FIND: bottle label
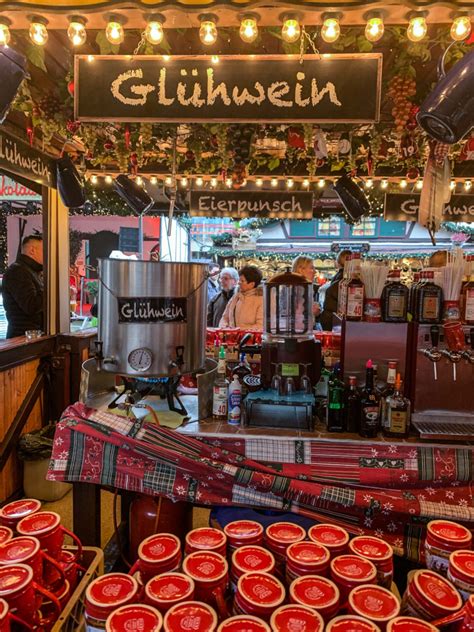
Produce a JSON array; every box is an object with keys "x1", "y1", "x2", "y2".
[
  {"x1": 362, "y1": 406, "x2": 379, "y2": 428},
  {"x1": 388, "y1": 294, "x2": 406, "y2": 318},
  {"x1": 213, "y1": 386, "x2": 228, "y2": 416},
  {"x1": 422, "y1": 295, "x2": 439, "y2": 320},
  {"x1": 388, "y1": 409, "x2": 407, "y2": 434},
  {"x1": 465, "y1": 289, "x2": 474, "y2": 321},
  {"x1": 347, "y1": 286, "x2": 364, "y2": 318},
  {"x1": 228, "y1": 389, "x2": 242, "y2": 424}
]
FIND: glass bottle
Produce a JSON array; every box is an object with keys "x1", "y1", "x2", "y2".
[
  {"x1": 327, "y1": 364, "x2": 345, "y2": 432},
  {"x1": 380, "y1": 361, "x2": 398, "y2": 432},
  {"x1": 233, "y1": 352, "x2": 252, "y2": 396},
  {"x1": 212, "y1": 346, "x2": 229, "y2": 420},
  {"x1": 408, "y1": 271, "x2": 420, "y2": 320},
  {"x1": 381, "y1": 269, "x2": 409, "y2": 322},
  {"x1": 346, "y1": 253, "x2": 364, "y2": 321},
  {"x1": 359, "y1": 359, "x2": 380, "y2": 438},
  {"x1": 337, "y1": 255, "x2": 351, "y2": 317},
  {"x1": 416, "y1": 271, "x2": 443, "y2": 324},
  {"x1": 345, "y1": 375, "x2": 360, "y2": 434},
  {"x1": 383, "y1": 373, "x2": 410, "y2": 438}
]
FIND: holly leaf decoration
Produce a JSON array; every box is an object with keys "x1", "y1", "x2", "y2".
[
  {"x1": 25, "y1": 44, "x2": 46, "y2": 72},
  {"x1": 95, "y1": 31, "x2": 120, "y2": 55},
  {"x1": 357, "y1": 35, "x2": 373, "y2": 53}
]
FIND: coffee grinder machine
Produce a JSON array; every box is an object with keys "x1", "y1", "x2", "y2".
[{"x1": 242, "y1": 270, "x2": 321, "y2": 430}]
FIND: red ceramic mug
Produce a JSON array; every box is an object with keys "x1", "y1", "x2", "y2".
[
  {"x1": 270, "y1": 604, "x2": 324, "y2": 632},
  {"x1": 330, "y1": 555, "x2": 378, "y2": 601},
  {"x1": 85, "y1": 573, "x2": 140, "y2": 630},
  {"x1": 0, "y1": 500, "x2": 41, "y2": 532},
  {"x1": 59, "y1": 548, "x2": 87, "y2": 592},
  {"x1": 0, "y1": 530, "x2": 12, "y2": 548},
  {"x1": 145, "y1": 573, "x2": 195, "y2": 613},
  {"x1": 0, "y1": 536, "x2": 66, "y2": 595},
  {"x1": 106, "y1": 604, "x2": 163, "y2": 632},
  {"x1": 308, "y1": 524, "x2": 350, "y2": 557},
  {"x1": 348, "y1": 584, "x2": 401, "y2": 630},
  {"x1": 163, "y1": 601, "x2": 218, "y2": 632},
  {"x1": 349, "y1": 536, "x2": 394, "y2": 589},
  {"x1": 16, "y1": 512, "x2": 82, "y2": 564},
  {"x1": 217, "y1": 614, "x2": 270, "y2": 632},
  {"x1": 289, "y1": 575, "x2": 340, "y2": 621},
  {"x1": 326, "y1": 615, "x2": 382, "y2": 632},
  {"x1": 234, "y1": 572, "x2": 286, "y2": 621},
  {"x1": 0, "y1": 598, "x2": 34, "y2": 632},
  {"x1": 182, "y1": 551, "x2": 229, "y2": 619},
  {"x1": 185, "y1": 528, "x2": 227, "y2": 557},
  {"x1": 0, "y1": 564, "x2": 61, "y2": 631},
  {"x1": 129, "y1": 533, "x2": 182, "y2": 584}
]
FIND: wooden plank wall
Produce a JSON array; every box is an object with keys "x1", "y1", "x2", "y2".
[{"x1": 0, "y1": 359, "x2": 43, "y2": 500}]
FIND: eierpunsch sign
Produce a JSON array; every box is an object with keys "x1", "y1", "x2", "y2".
[{"x1": 74, "y1": 54, "x2": 382, "y2": 123}]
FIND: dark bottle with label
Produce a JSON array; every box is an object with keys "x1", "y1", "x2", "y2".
[
  {"x1": 233, "y1": 353, "x2": 252, "y2": 397},
  {"x1": 383, "y1": 373, "x2": 410, "y2": 438},
  {"x1": 408, "y1": 272, "x2": 421, "y2": 320},
  {"x1": 416, "y1": 271, "x2": 443, "y2": 324},
  {"x1": 346, "y1": 253, "x2": 364, "y2": 321},
  {"x1": 359, "y1": 359, "x2": 380, "y2": 438},
  {"x1": 382, "y1": 270, "x2": 409, "y2": 322},
  {"x1": 326, "y1": 364, "x2": 345, "y2": 432},
  {"x1": 345, "y1": 375, "x2": 360, "y2": 434}
]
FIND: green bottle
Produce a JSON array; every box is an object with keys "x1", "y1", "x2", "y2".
[{"x1": 327, "y1": 364, "x2": 345, "y2": 432}]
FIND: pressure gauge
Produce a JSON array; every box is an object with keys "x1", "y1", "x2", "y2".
[{"x1": 128, "y1": 348, "x2": 153, "y2": 372}]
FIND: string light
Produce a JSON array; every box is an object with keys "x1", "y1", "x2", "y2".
[
  {"x1": 195, "y1": 177, "x2": 203, "y2": 187},
  {"x1": 67, "y1": 17, "x2": 87, "y2": 46},
  {"x1": 90, "y1": 175, "x2": 98, "y2": 184},
  {"x1": 29, "y1": 18, "x2": 48, "y2": 46},
  {"x1": 210, "y1": 177, "x2": 218, "y2": 187},
  {"x1": 239, "y1": 15, "x2": 259, "y2": 43},
  {"x1": 106, "y1": 16, "x2": 125, "y2": 45},
  {"x1": 199, "y1": 15, "x2": 218, "y2": 45},
  {"x1": 105, "y1": 175, "x2": 113, "y2": 184},
  {"x1": 145, "y1": 15, "x2": 165, "y2": 45},
  {"x1": 165, "y1": 176, "x2": 173, "y2": 186},
  {"x1": 150, "y1": 176, "x2": 158, "y2": 185},
  {"x1": 365, "y1": 13, "x2": 384, "y2": 42},
  {"x1": 87, "y1": 54, "x2": 94, "y2": 62},
  {"x1": 380, "y1": 179, "x2": 388, "y2": 189},
  {"x1": 465, "y1": 180, "x2": 472, "y2": 191},
  {"x1": 281, "y1": 15, "x2": 301, "y2": 44},
  {"x1": 271, "y1": 178, "x2": 278, "y2": 187},
  {"x1": 0, "y1": 19, "x2": 11, "y2": 46},
  {"x1": 302, "y1": 179, "x2": 310, "y2": 188},
  {"x1": 399, "y1": 179, "x2": 407, "y2": 189},
  {"x1": 416, "y1": 179, "x2": 423, "y2": 190},
  {"x1": 365, "y1": 178, "x2": 373, "y2": 189},
  {"x1": 318, "y1": 178, "x2": 326, "y2": 188},
  {"x1": 136, "y1": 176, "x2": 143, "y2": 186},
  {"x1": 211, "y1": 55, "x2": 219, "y2": 64},
  {"x1": 180, "y1": 177, "x2": 188, "y2": 187},
  {"x1": 451, "y1": 15, "x2": 471, "y2": 41},
  {"x1": 321, "y1": 13, "x2": 341, "y2": 43},
  {"x1": 225, "y1": 177, "x2": 232, "y2": 188},
  {"x1": 450, "y1": 179, "x2": 456, "y2": 190},
  {"x1": 407, "y1": 12, "x2": 428, "y2": 42},
  {"x1": 287, "y1": 178, "x2": 294, "y2": 188},
  {"x1": 256, "y1": 178, "x2": 263, "y2": 187}
]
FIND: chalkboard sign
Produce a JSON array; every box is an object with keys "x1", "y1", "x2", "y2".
[
  {"x1": 119, "y1": 227, "x2": 139, "y2": 253},
  {"x1": 384, "y1": 193, "x2": 474, "y2": 222},
  {"x1": 0, "y1": 129, "x2": 55, "y2": 188},
  {"x1": 190, "y1": 190, "x2": 314, "y2": 219},
  {"x1": 75, "y1": 54, "x2": 382, "y2": 123},
  {"x1": 118, "y1": 297, "x2": 187, "y2": 323}
]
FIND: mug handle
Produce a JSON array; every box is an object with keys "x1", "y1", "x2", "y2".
[
  {"x1": 60, "y1": 526, "x2": 83, "y2": 563},
  {"x1": 128, "y1": 560, "x2": 140, "y2": 577},
  {"x1": 41, "y1": 550, "x2": 67, "y2": 593},
  {"x1": 212, "y1": 586, "x2": 229, "y2": 620},
  {"x1": 9, "y1": 613, "x2": 34, "y2": 631},
  {"x1": 32, "y1": 581, "x2": 61, "y2": 627}
]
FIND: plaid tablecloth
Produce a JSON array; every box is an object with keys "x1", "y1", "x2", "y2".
[{"x1": 48, "y1": 403, "x2": 473, "y2": 561}]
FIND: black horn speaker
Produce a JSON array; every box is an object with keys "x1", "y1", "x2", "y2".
[
  {"x1": 114, "y1": 175, "x2": 154, "y2": 214},
  {"x1": 0, "y1": 47, "x2": 28, "y2": 123},
  {"x1": 333, "y1": 174, "x2": 372, "y2": 224},
  {"x1": 56, "y1": 154, "x2": 85, "y2": 208}
]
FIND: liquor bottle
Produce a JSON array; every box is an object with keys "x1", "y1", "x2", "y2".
[
  {"x1": 359, "y1": 359, "x2": 380, "y2": 438},
  {"x1": 213, "y1": 333, "x2": 220, "y2": 359},
  {"x1": 416, "y1": 271, "x2": 443, "y2": 324},
  {"x1": 326, "y1": 364, "x2": 345, "y2": 432},
  {"x1": 381, "y1": 270, "x2": 409, "y2": 322},
  {"x1": 212, "y1": 346, "x2": 229, "y2": 420},
  {"x1": 380, "y1": 361, "x2": 398, "y2": 431},
  {"x1": 233, "y1": 353, "x2": 252, "y2": 396},
  {"x1": 383, "y1": 373, "x2": 411, "y2": 438},
  {"x1": 345, "y1": 375, "x2": 360, "y2": 434},
  {"x1": 227, "y1": 375, "x2": 242, "y2": 425},
  {"x1": 346, "y1": 253, "x2": 364, "y2": 321},
  {"x1": 408, "y1": 271, "x2": 421, "y2": 320}
]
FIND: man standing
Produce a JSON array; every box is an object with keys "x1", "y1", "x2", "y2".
[
  {"x1": 207, "y1": 267, "x2": 239, "y2": 327},
  {"x1": 207, "y1": 263, "x2": 220, "y2": 302},
  {"x1": 319, "y1": 249, "x2": 352, "y2": 331},
  {"x1": 2, "y1": 235, "x2": 44, "y2": 338}
]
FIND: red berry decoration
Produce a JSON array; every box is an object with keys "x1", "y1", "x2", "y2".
[
  {"x1": 104, "y1": 141, "x2": 114, "y2": 151},
  {"x1": 67, "y1": 81, "x2": 75, "y2": 97},
  {"x1": 66, "y1": 120, "x2": 80, "y2": 134}
]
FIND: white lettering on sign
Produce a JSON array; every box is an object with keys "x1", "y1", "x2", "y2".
[
  {"x1": 197, "y1": 194, "x2": 304, "y2": 215},
  {"x1": 400, "y1": 199, "x2": 419, "y2": 216},
  {"x1": 399, "y1": 196, "x2": 474, "y2": 219},
  {"x1": 109, "y1": 66, "x2": 342, "y2": 111},
  {"x1": 0, "y1": 135, "x2": 50, "y2": 183}
]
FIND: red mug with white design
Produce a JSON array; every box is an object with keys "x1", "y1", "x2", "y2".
[
  {"x1": 386, "y1": 617, "x2": 439, "y2": 632},
  {"x1": 230, "y1": 546, "x2": 275, "y2": 592},
  {"x1": 185, "y1": 528, "x2": 227, "y2": 557},
  {"x1": 59, "y1": 548, "x2": 87, "y2": 592},
  {"x1": 0, "y1": 564, "x2": 61, "y2": 631},
  {"x1": 425, "y1": 520, "x2": 472, "y2": 576},
  {"x1": 234, "y1": 572, "x2": 285, "y2": 621},
  {"x1": 217, "y1": 614, "x2": 270, "y2": 632},
  {"x1": 16, "y1": 512, "x2": 82, "y2": 564},
  {"x1": 401, "y1": 569, "x2": 463, "y2": 621},
  {"x1": 129, "y1": 533, "x2": 182, "y2": 584},
  {"x1": 0, "y1": 500, "x2": 41, "y2": 532},
  {"x1": 308, "y1": 524, "x2": 350, "y2": 557},
  {"x1": 106, "y1": 604, "x2": 163, "y2": 632},
  {"x1": 0, "y1": 598, "x2": 34, "y2": 632},
  {"x1": 270, "y1": 604, "x2": 324, "y2": 632},
  {"x1": 330, "y1": 555, "x2": 377, "y2": 601},
  {"x1": 182, "y1": 551, "x2": 229, "y2": 618},
  {"x1": 264, "y1": 523, "x2": 305, "y2": 564},
  {"x1": 289, "y1": 575, "x2": 340, "y2": 621},
  {"x1": 145, "y1": 573, "x2": 195, "y2": 613},
  {"x1": 348, "y1": 584, "x2": 400, "y2": 630},
  {"x1": 224, "y1": 521, "x2": 264, "y2": 555},
  {"x1": 0, "y1": 530, "x2": 12, "y2": 548},
  {"x1": 0, "y1": 536, "x2": 66, "y2": 595},
  {"x1": 286, "y1": 541, "x2": 330, "y2": 583},
  {"x1": 448, "y1": 550, "x2": 474, "y2": 601},
  {"x1": 85, "y1": 573, "x2": 140, "y2": 630},
  {"x1": 326, "y1": 615, "x2": 382, "y2": 632},
  {"x1": 349, "y1": 536, "x2": 394, "y2": 589},
  {"x1": 163, "y1": 601, "x2": 218, "y2": 632}
]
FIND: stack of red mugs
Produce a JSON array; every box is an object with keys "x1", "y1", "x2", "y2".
[
  {"x1": 224, "y1": 521, "x2": 263, "y2": 556},
  {"x1": 230, "y1": 546, "x2": 275, "y2": 591},
  {"x1": 425, "y1": 519, "x2": 472, "y2": 576}
]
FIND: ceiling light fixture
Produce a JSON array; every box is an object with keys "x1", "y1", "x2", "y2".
[
  {"x1": 364, "y1": 11, "x2": 384, "y2": 43},
  {"x1": 67, "y1": 16, "x2": 87, "y2": 47},
  {"x1": 321, "y1": 13, "x2": 341, "y2": 44},
  {"x1": 199, "y1": 14, "x2": 218, "y2": 46},
  {"x1": 380, "y1": 179, "x2": 388, "y2": 189},
  {"x1": 281, "y1": 14, "x2": 301, "y2": 44},
  {"x1": 239, "y1": 14, "x2": 259, "y2": 44},
  {"x1": 407, "y1": 12, "x2": 428, "y2": 42},
  {"x1": 105, "y1": 15, "x2": 125, "y2": 45},
  {"x1": 29, "y1": 16, "x2": 49, "y2": 46},
  {"x1": 450, "y1": 14, "x2": 471, "y2": 41},
  {"x1": 145, "y1": 14, "x2": 165, "y2": 45}
]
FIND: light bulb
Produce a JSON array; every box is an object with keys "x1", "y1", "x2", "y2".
[
  {"x1": 165, "y1": 176, "x2": 173, "y2": 186},
  {"x1": 287, "y1": 178, "x2": 294, "y2": 188},
  {"x1": 210, "y1": 177, "x2": 217, "y2": 187},
  {"x1": 150, "y1": 176, "x2": 158, "y2": 185},
  {"x1": 225, "y1": 178, "x2": 232, "y2": 188},
  {"x1": 464, "y1": 180, "x2": 472, "y2": 191},
  {"x1": 0, "y1": 22, "x2": 11, "y2": 46},
  {"x1": 199, "y1": 18, "x2": 218, "y2": 45},
  {"x1": 365, "y1": 178, "x2": 373, "y2": 189},
  {"x1": 136, "y1": 176, "x2": 143, "y2": 186},
  {"x1": 318, "y1": 178, "x2": 326, "y2": 188},
  {"x1": 29, "y1": 20, "x2": 48, "y2": 46},
  {"x1": 365, "y1": 16, "x2": 384, "y2": 42},
  {"x1": 195, "y1": 177, "x2": 203, "y2": 187},
  {"x1": 399, "y1": 179, "x2": 407, "y2": 189},
  {"x1": 302, "y1": 179, "x2": 310, "y2": 188},
  {"x1": 106, "y1": 20, "x2": 124, "y2": 45},
  {"x1": 271, "y1": 178, "x2": 278, "y2": 187},
  {"x1": 256, "y1": 178, "x2": 263, "y2": 187},
  {"x1": 380, "y1": 179, "x2": 388, "y2": 189},
  {"x1": 87, "y1": 54, "x2": 94, "y2": 62},
  {"x1": 145, "y1": 20, "x2": 164, "y2": 45},
  {"x1": 416, "y1": 179, "x2": 423, "y2": 190},
  {"x1": 450, "y1": 179, "x2": 456, "y2": 190},
  {"x1": 211, "y1": 55, "x2": 219, "y2": 64},
  {"x1": 321, "y1": 16, "x2": 341, "y2": 43},
  {"x1": 240, "y1": 16, "x2": 258, "y2": 43},
  {"x1": 407, "y1": 15, "x2": 427, "y2": 42},
  {"x1": 281, "y1": 17, "x2": 300, "y2": 44},
  {"x1": 91, "y1": 175, "x2": 98, "y2": 184},
  {"x1": 181, "y1": 177, "x2": 188, "y2": 187},
  {"x1": 451, "y1": 16, "x2": 471, "y2": 41},
  {"x1": 68, "y1": 20, "x2": 87, "y2": 47},
  {"x1": 105, "y1": 175, "x2": 112, "y2": 184}
]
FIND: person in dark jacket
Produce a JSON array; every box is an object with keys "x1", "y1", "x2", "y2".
[
  {"x1": 207, "y1": 267, "x2": 239, "y2": 327},
  {"x1": 207, "y1": 263, "x2": 220, "y2": 302},
  {"x1": 319, "y1": 249, "x2": 351, "y2": 331},
  {"x1": 2, "y1": 235, "x2": 44, "y2": 338}
]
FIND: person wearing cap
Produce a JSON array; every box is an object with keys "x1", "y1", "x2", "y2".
[{"x1": 207, "y1": 267, "x2": 239, "y2": 327}]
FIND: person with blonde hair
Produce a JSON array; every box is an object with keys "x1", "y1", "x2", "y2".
[{"x1": 292, "y1": 255, "x2": 321, "y2": 321}]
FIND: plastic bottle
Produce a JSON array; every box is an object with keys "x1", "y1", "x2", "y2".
[
  {"x1": 227, "y1": 375, "x2": 242, "y2": 425},
  {"x1": 212, "y1": 346, "x2": 228, "y2": 420}
]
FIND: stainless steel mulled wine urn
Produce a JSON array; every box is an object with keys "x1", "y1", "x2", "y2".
[{"x1": 98, "y1": 259, "x2": 207, "y2": 377}]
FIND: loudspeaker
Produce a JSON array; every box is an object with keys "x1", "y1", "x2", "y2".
[
  {"x1": 417, "y1": 49, "x2": 474, "y2": 144},
  {"x1": 56, "y1": 154, "x2": 85, "y2": 208},
  {"x1": 333, "y1": 174, "x2": 371, "y2": 223},
  {"x1": 114, "y1": 174, "x2": 154, "y2": 214},
  {"x1": 0, "y1": 47, "x2": 28, "y2": 124}
]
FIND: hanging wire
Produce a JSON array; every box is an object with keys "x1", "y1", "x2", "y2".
[
  {"x1": 133, "y1": 32, "x2": 147, "y2": 55},
  {"x1": 299, "y1": 26, "x2": 320, "y2": 63}
]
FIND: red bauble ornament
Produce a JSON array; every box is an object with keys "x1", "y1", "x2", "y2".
[
  {"x1": 104, "y1": 141, "x2": 114, "y2": 151},
  {"x1": 406, "y1": 167, "x2": 420, "y2": 180},
  {"x1": 67, "y1": 81, "x2": 75, "y2": 97}
]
